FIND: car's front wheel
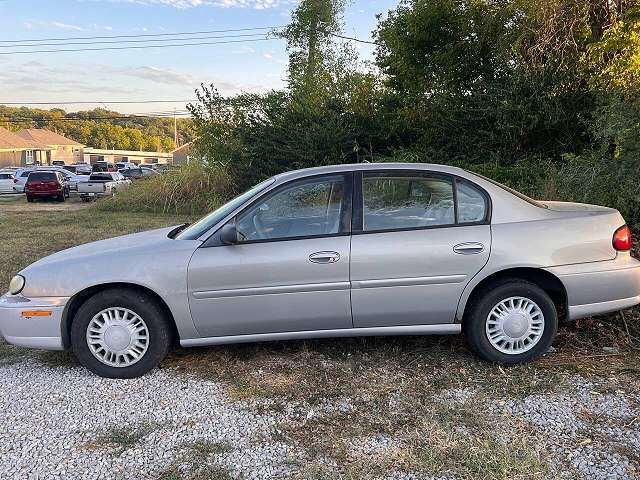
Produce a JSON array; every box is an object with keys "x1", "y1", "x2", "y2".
[
  {"x1": 71, "y1": 289, "x2": 172, "y2": 378},
  {"x1": 463, "y1": 280, "x2": 558, "y2": 365}
]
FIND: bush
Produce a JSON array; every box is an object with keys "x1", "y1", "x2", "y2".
[{"x1": 96, "y1": 162, "x2": 234, "y2": 215}]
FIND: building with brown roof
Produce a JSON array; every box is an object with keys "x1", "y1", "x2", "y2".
[
  {"x1": 0, "y1": 127, "x2": 50, "y2": 168},
  {"x1": 16, "y1": 129, "x2": 85, "y2": 165}
]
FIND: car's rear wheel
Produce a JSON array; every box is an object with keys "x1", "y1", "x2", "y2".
[
  {"x1": 71, "y1": 289, "x2": 172, "y2": 378},
  {"x1": 463, "y1": 280, "x2": 557, "y2": 365}
]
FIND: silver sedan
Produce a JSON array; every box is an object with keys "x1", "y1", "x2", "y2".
[{"x1": 2, "y1": 163, "x2": 639, "y2": 378}]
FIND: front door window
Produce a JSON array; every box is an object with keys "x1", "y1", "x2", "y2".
[{"x1": 235, "y1": 175, "x2": 348, "y2": 242}]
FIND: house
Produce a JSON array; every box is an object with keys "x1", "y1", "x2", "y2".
[
  {"x1": 171, "y1": 142, "x2": 193, "y2": 165},
  {"x1": 16, "y1": 129, "x2": 85, "y2": 165},
  {"x1": 0, "y1": 127, "x2": 50, "y2": 168},
  {"x1": 83, "y1": 148, "x2": 173, "y2": 166}
]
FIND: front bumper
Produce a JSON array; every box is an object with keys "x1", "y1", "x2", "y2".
[
  {"x1": 0, "y1": 294, "x2": 68, "y2": 350},
  {"x1": 546, "y1": 254, "x2": 640, "y2": 320}
]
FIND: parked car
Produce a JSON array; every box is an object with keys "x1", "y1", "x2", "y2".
[
  {"x1": 32, "y1": 166, "x2": 87, "y2": 191},
  {"x1": 93, "y1": 161, "x2": 116, "y2": 172},
  {"x1": 119, "y1": 167, "x2": 158, "y2": 180},
  {"x1": 139, "y1": 167, "x2": 160, "y2": 176},
  {"x1": 24, "y1": 171, "x2": 70, "y2": 202},
  {"x1": 11, "y1": 168, "x2": 33, "y2": 193},
  {"x1": 78, "y1": 172, "x2": 130, "y2": 201},
  {"x1": 0, "y1": 171, "x2": 17, "y2": 194},
  {"x1": 2, "y1": 163, "x2": 639, "y2": 378},
  {"x1": 115, "y1": 162, "x2": 137, "y2": 170},
  {"x1": 118, "y1": 168, "x2": 143, "y2": 180},
  {"x1": 63, "y1": 164, "x2": 91, "y2": 176}
]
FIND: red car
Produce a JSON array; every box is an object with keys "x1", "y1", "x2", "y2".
[{"x1": 25, "y1": 171, "x2": 71, "y2": 202}]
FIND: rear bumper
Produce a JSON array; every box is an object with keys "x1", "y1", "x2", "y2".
[
  {"x1": 25, "y1": 189, "x2": 63, "y2": 197},
  {"x1": 0, "y1": 294, "x2": 68, "y2": 350},
  {"x1": 546, "y1": 254, "x2": 640, "y2": 320}
]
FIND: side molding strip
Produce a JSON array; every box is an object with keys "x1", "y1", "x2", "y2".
[
  {"x1": 351, "y1": 274, "x2": 466, "y2": 289},
  {"x1": 181, "y1": 324, "x2": 461, "y2": 347},
  {"x1": 192, "y1": 281, "x2": 351, "y2": 299}
]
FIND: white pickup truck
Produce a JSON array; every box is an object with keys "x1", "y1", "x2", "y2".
[{"x1": 78, "y1": 172, "x2": 131, "y2": 201}]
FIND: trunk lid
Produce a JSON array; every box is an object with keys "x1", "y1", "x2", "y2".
[{"x1": 539, "y1": 201, "x2": 617, "y2": 214}]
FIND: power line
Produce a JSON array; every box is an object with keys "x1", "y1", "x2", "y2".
[
  {"x1": 326, "y1": 31, "x2": 379, "y2": 45},
  {"x1": 0, "y1": 37, "x2": 275, "y2": 55},
  {"x1": 0, "y1": 113, "x2": 193, "y2": 123},
  {"x1": 0, "y1": 25, "x2": 284, "y2": 44},
  {"x1": 4, "y1": 32, "x2": 271, "y2": 48},
  {"x1": 0, "y1": 100, "x2": 196, "y2": 105}
]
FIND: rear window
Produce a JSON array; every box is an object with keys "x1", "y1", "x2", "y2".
[
  {"x1": 28, "y1": 172, "x2": 57, "y2": 181},
  {"x1": 469, "y1": 171, "x2": 548, "y2": 209},
  {"x1": 89, "y1": 174, "x2": 113, "y2": 181},
  {"x1": 20, "y1": 172, "x2": 31, "y2": 178}
]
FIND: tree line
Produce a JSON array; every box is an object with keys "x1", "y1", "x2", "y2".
[
  {"x1": 0, "y1": 106, "x2": 193, "y2": 152},
  {"x1": 189, "y1": 0, "x2": 640, "y2": 223}
]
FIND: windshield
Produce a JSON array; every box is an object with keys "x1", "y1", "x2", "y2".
[{"x1": 176, "y1": 178, "x2": 275, "y2": 240}]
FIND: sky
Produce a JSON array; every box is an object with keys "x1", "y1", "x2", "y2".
[{"x1": 0, "y1": 0, "x2": 399, "y2": 114}]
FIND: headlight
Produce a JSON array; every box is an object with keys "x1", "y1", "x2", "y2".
[{"x1": 9, "y1": 275, "x2": 25, "y2": 295}]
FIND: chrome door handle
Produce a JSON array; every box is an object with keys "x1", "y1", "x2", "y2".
[
  {"x1": 453, "y1": 242, "x2": 485, "y2": 255},
  {"x1": 309, "y1": 251, "x2": 340, "y2": 264}
]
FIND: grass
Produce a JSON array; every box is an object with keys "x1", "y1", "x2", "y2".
[
  {"x1": 0, "y1": 197, "x2": 189, "y2": 293},
  {"x1": 1, "y1": 197, "x2": 640, "y2": 478},
  {"x1": 156, "y1": 441, "x2": 235, "y2": 480},
  {"x1": 96, "y1": 162, "x2": 233, "y2": 215},
  {"x1": 94, "y1": 421, "x2": 160, "y2": 455},
  {"x1": 0, "y1": 197, "x2": 190, "y2": 368}
]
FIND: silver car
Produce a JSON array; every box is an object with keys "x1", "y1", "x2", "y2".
[{"x1": 1, "y1": 163, "x2": 639, "y2": 378}]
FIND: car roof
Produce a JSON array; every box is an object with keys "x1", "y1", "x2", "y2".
[{"x1": 273, "y1": 162, "x2": 468, "y2": 183}]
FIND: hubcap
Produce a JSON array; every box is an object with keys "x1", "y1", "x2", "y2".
[
  {"x1": 86, "y1": 307, "x2": 149, "y2": 368},
  {"x1": 485, "y1": 296, "x2": 545, "y2": 355}
]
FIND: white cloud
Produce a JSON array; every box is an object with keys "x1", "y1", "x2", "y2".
[
  {"x1": 105, "y1": 65, "x2": 197, "y2": 85},
  {"x1": 262, "y1": 52, "x2": 273, "y2": 59},
  {"x1": 51, "y1": 21, "x2": 85, "y2": 31},
  {"x1": 22, "y1": 20, "x2": 113, "y2": 32},
  {"x1": 23, "y1": 20, "x2": 85, "y2": 31}
]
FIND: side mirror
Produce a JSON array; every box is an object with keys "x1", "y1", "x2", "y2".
[{"x1": 220, "y1": 223, "x2": 239, "y2": 245}]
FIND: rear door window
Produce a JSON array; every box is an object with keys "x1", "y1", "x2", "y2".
[{"x1": 362, "y1": 173, "x2": 455, "y2": 231}]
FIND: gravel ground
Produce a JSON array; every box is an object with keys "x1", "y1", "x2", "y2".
[
  {"x1": 1, "y1": 354, "x2": 639, "y2": 479},
  {"x1": 0, "y1": 358, "x2": 298, "y2": 480}
]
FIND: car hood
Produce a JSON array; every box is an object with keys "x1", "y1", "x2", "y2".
[{"x1": 23, "y1": 225, "x2": 189, "y2": 270}]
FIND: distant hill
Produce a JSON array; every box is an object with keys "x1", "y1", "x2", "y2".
[{"x1": 0, "y1": 106, "x2": 193, "y2": 152}]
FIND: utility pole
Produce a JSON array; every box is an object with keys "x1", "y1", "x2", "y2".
[{"x1": 173, "y1": 108, "x2": 178, "y2": 147}]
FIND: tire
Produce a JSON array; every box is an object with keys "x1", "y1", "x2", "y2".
[
  {"x1": 463, "y1": 279, "x2": 558, "y2": 365},
  {"x1": 26, "y1": 196, "x2": 33, "y2": 203},
  {"x1": 71, "y1": 288, "x2": 172, "y2": 378}
]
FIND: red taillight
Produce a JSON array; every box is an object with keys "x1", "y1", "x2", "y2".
[{"x1": 613, "y1": 225, "x2": 631, "y2": 251}]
